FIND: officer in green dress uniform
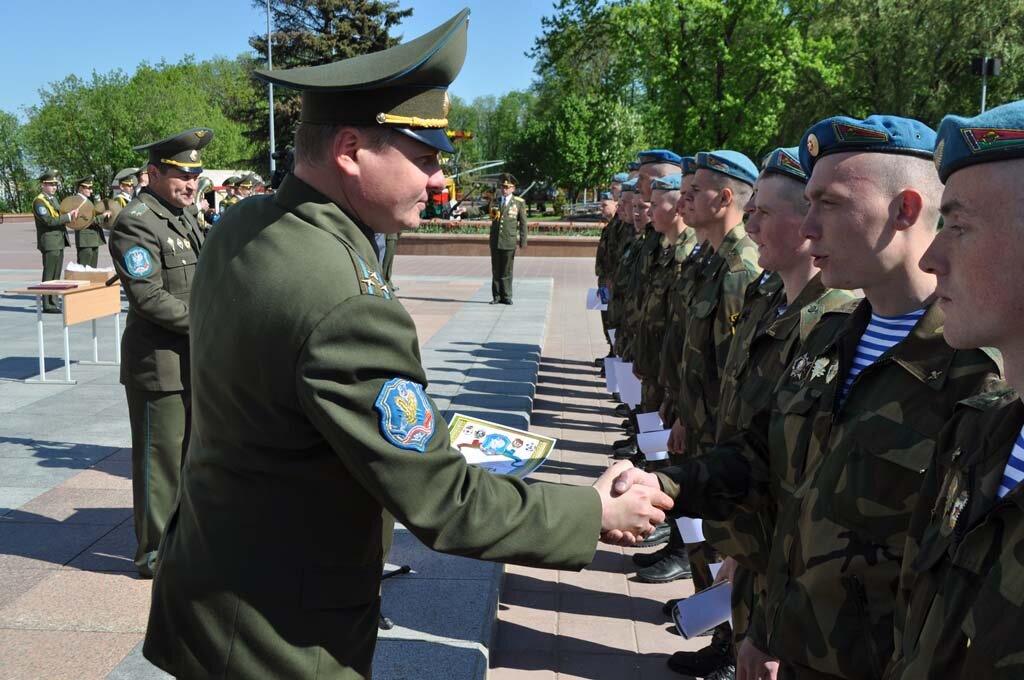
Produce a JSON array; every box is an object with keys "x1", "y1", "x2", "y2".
[
  {"x1": 32, "y1": 169, "x2": 75, "y2": 312},
  {"x1": 134, "y1": 167, "x2": 148, "y2": 196},
  {"x1": 112, "y1": 169, "x2": 137, "y2": 207},
  {"x1": 108, "y1": 128, "x2": 211, "y2": 578},
  {"x1": 219, "y1": 175, "x2": 240, "y2": 212},
  {"x1": 72, "y1": 175, "x2": 107, "y2": 267},
  {"x1": 142, "y1": 10, "x2": 672, "y2": 680},
  {"x1": 488, "y1": 172, "x2": 528, "y2": 304}
]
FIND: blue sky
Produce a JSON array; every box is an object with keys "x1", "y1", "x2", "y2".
[{"x1": 0, "y1": 0, "x2": 555, "y2": 118}]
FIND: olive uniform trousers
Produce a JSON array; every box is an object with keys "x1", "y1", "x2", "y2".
[
  {"x1": 490, "y1": 247, "x2": 515, "y2": 302},
  {"x1": 77, "y1": 247, "x2": 98, "y2": 268},
  {"x1": 125, "y1": 387, "x2": 191, "y2": 577},
  {"x1": 41, "y1": 249, "x2": 63, "y2": 311}
]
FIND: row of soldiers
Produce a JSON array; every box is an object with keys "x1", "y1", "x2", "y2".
[{"x1": 594, "y1": 100, "x2": 1024, "y2": 679}]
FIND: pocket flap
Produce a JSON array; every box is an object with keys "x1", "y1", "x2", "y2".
[{"x1": 161, "y1": 248, "x2": 197, "y2": 269}]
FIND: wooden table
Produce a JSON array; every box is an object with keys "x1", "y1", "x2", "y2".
[{"x1": 4, "y1": 281, "x2": 122, "y2": 384}]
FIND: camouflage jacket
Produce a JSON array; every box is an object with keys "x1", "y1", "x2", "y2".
[
  {"x1": 886, "y1": 388, "x2": 1023, "y2": 680},
  {"x1": 704, "y1": 273, "x2": 858, "y2": 572},
  {"x1": 615, "y1": 224, "x2": 661, "y2": 362},
  {"x1": 675, "y1": 224, "x2": 762, "y2": 456},
  {"x1": 634, "y1": 234, "x2": 685, "y2": 380},
  {"x1": 595, "y1": 216, "x2": 621, "y2": 282},
  {"x1": 658, "y1": 239, "x2": 712, "y2": 416},
  {"x1": 658, "y1": 300, "x2": 1002, "y2": 680},
  {"x1": 606, "y1": 229, "x2": 642, "y2": 332}
]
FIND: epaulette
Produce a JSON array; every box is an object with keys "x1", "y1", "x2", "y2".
[
  {"x1": 958, "y1": 386, "x2": 1017, "y2": 411},
  {"x1": 799, "y1": 290, "x2": 860, "y2": 342},
  {"x1": 344, "y1": 244, "x2": 392, "y2": 300},
  {"x1": 125, "y1": 201, "x2": 149, "y2": 217}
]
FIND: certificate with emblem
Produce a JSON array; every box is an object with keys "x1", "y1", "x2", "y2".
[{"x1": 448, "y1": 414, "x2": 555, "y2": 479}]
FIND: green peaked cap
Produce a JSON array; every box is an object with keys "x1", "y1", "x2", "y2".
[
  {"x1": 134, "y1": 128, "x2": 214, "y2": 175},
  {"x1": 254, "y1": 8, "x2": 470, "y2": 153}
]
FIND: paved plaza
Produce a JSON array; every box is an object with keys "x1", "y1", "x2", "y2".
[{"x1": 0, "y1": 218, "x2": 704, "y2": 679}]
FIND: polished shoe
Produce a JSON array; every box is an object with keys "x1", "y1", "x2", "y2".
[
  {"x1": 706, "y1": 664, "x2": 736, "y2": 680},
  {"x1": 42, "y1": 308, "x2": 61, "y2": 314},
  {"x1": 666, "y1": 644, "x2": 734, "y2": 676},
  {"x1": 637, "y1": 522, "x2": 671, "y2": 548},
  {"x1": 636, "y1": 552, "x2": 692, "y2": 583},
  {"x1": 614, "y1": 403, "x2": 630, "y2": 417},
  {"x1": 631, "y1": 542, "x2": 671, "y2": 567},
  {"x1": 619, "y1": 419, "x2": 631, "y2": 428},
  {"x1": 611, "y1": 442, "x2": 638, "y2": 460},
  {"x1": 611, "y1": 391, "x2": 621, "y2": 403},
  {"x1": 502, "y1": 299, "x2": 513, "y2": 305},
  {"x1": 612, "y1": 437, "x2": 635, "y2": 449},
  {"x1": 594, "y1": 357, "x2": 605, "y2": 367}
]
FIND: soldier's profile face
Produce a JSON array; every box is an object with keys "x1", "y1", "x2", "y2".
[
  {"x1": 748, "y1": 175, "x2": 811, "y2": 273},
  {"x1": 920, "y1": 160, "x2": 1024, "y2": 351},
  {"x1": 676, "y1": 175, "x2": 694, "y2": 223},
  {"x1": 631, "y1": 199, "x2": 650, "y2": 229},
  {"x1": 650, "y1": 189, "x2": 678, "y2": 233},
  {"x1": 354, "y1": 132, "x2": 444, "y2": 233},
  {"x1": 801, "y1": 153, "x2": 893, "y2": 291},
  {"x1": 687, "y1": 169, "x2": 724, "y2": 227},
  {"x1": 618, "y1": 192, "x2": 632, "y2": 221}
]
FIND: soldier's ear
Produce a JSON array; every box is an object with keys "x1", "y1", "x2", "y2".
[
  {"x1": 892, "y1": 189, "x2": 925, "y2": 232},
  {"x1": 331, "y1": 128, "x2": 363, "y2": 177}
]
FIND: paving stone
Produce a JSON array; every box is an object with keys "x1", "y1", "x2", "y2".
[{"x1": 0, "y1": 629, "x2": 142, "y2": 680}]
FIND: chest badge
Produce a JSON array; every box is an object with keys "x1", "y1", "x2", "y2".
[
  {"x1": 825, "y1": 363, "x2": 840, "y2": 384},
  {"x1": 810, "y1": 357, "x2": 830, "y2": 380},
  {"x1": 790, "y1": 354, "x2": 811, "y2": 382},
  {"x1": 942, "y1": 473, "x2": 969, "y2": 533}
]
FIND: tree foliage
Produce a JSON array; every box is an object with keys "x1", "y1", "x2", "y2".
[
  {"x1": 245, "y1": 0, "x2": 413, "y2": 166},
  {"x1": 0, "y1": 111, "x2": 31, "y2": 211}
]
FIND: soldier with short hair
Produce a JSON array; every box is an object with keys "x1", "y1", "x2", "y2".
[
  {"x1": 885, "y1": 99, "x2": 1024, "y2": 680},
  {"x1": 488, "y1": 172, "x2": 528, "y2": 304}
]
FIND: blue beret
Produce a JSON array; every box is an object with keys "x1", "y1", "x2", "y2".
[
  {"x1": 620, "y1": 178, "x2": 638, "y2": 193},
  {"x1": 697, "y1": 150, "x2": 758, "y2": 186},
  {"x1": 626, "y1": 161, "x2": 641, "y2": 171},
  {"x1": 761, "y1": 147, "x2": 808, "y2": 183},
  {"x1": 651, "y1": 173, "x2": 682, "y2": 191},
  {"x1": 599, "y1": 191, "x2": 613, "y2": 200},
  {"x1": 680, "y1": 156, "x2": 698, "y2": 176},
  {"x1": 799, "y1": 115, "x2": 936, "y2": 175},
  {"x1": 611, "y1": 172, "x2": 629, "y2": 183},
  {"x1": 935, "y1": 99, "x2": 1024, "y2": 183},
  {"x1": 638, "y1": 149, "x2": 682, "y2": 166}
]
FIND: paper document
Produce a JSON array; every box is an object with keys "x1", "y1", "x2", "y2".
[
  {"x1": 448, "y1": 413, "x2": 554, "y2": 479},
  {"x1": 604, "y1": 357, "x2": 620, "y2": 394},
  {"x1": 675, "y1": 516, "x2": 705, "y2": 543},
  {"x1": 638, "y1": 429, "x2": 671, "y2": 455},
  {"x1": 618, "y1": 363, "x2": 641, "y2": 407},
  {"x1": 585, "y1": 287, "x2": 608, "y2": 311},
  {"x1": 672, "y1": 582, "x2": 732, "y2": 639},
  {"x1": 636, "y1": 411, "x2": 663, "y2": 433}
]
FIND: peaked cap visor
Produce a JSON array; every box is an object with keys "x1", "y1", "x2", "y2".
[
  {"x1": 394, "y1": 127, "x2": 455, "y2": 153},
  {"x1": 134, "y1": 128, "x2": 214, "y2": 175}
]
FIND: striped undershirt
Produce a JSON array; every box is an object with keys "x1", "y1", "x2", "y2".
[
  {"x1": 998, "y1": 428, "x2": 1024, "y2": 498},
  {"x1": 841, "y1": 308, "x2": 927, "y2": 403}
]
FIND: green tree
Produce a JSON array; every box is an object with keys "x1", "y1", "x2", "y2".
[
  {"x1": 0, "y1": 111, "x2": 32, "y2": 212},
  {"x1": 245, "y1": 0, "x2": 413, "y2": 165}
]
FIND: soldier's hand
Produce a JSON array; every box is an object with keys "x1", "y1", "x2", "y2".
[
  {"x1": 713, "y1": 556, "x2": 738, "y2": 586},
  {"x1": 68, "y1": 208, "x2": 80, "y2": 220},
  {"x1": 595, "y1": 460, "x2": 672, "y2": 545},
  {"x1": 737, "y1": 639, "x2": 780, "y2": 680},
  {"x1": 668, "y1": 420, "x2": 687, "y2": 453},
  {"x1": 609, "y1": 464, "x2": 663, "y2": 496}
]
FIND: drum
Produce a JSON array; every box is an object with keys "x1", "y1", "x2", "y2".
[{"x1": 59, "y1": 196, "x2": 95, "y2": 231}]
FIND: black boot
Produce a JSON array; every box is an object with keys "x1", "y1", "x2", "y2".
[
  {"x1": 636, "y1": 550, "x2": 692, "y2": 583},
  {"x1": 632, "y1": 540, "x2": 671, "y2": 567},
  {"x1": 666, "y1": 638, "x2": 734, "y2": 677},
  {"x1": 613, "y1": 403, "x2": 630, "y2": 417},
  {"x1": 611, "y1": 440, "x2": 638, "y2": 459}
]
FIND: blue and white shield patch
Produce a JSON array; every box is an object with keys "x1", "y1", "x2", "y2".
[
  {"x1": 36, "y1": 205, "x2": 49, "y2": 216},
  {"x1": 123, "y1": 246, "x2": 153, "y2": 278},
  {"x1": 374, "y1": 378, "x2": 435, "y2": 452}
]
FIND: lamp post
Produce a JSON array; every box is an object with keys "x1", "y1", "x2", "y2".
[
  {"x1": 267, "y1": 0, "x2": 276, "y2": 173},
  {"x1": 972, "y1": 56, "x2": 1002, "y2": 113}
]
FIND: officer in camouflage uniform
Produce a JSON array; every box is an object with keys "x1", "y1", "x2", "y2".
[
  {"x1": 488, "y1": 172, "x2": 528, "y2": 304},
  {"x1": 613, "y1": 116, "x2": 1003, "y2": 680},
  {"x1": 606, "y1": 178, "x2": 644, "y2": 360},
  {"x1": 141, "y1": 12, "x2": 674, "y2": 677},
  {"x1": 72, "y1": 175, "x2": 107, "y2": 267},
  {"x1": 885, "y1": 100, "x2": 1024, "y2": 680},
  {"x1": 595, "y1": 172, "x2": 627, "y2": 362},
  {"x1": 109, "y1": 128, "x2": 210, "y2": 578},
  {"x1": 32, "y1": 169, "x2": 75, "y2": 312},
  {"x1": 695, "y1": 148, "x2": 860, "y2": 679}
]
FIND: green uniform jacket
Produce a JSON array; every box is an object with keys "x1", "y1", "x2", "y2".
[
  {"x1": 32, "y1": 193, "x2": 71, "y2": 252},
  {"x1": 657, "y1": 238, "x2": 707, "y2": 417},
  {"x1": 703, "y1": 273, "x2": 858, "y2": 629},
  {"x1": 142, "y1": 176, "x2": 601, "y2": 680},
  {"x1": 74, "y1": 197, "x2": 108, "y2": 248},
  {"x1": 657, "y1": 301, "x2": 1002, "y2": 680},
  {"x1": 595, "y1": 216, "x2": 620, "y2": 282},
  {"x1": 108, "y1": 189, "x2": 204, "y2": 392},
  {"x1": 676, "y1": 225, "x2": 761, "y2": 456},
  {"x1": 615, "y1": 224, "x2": 661, "y2": 362},
  {"x1": 634, "y1": 232, "x2": 686, "y2": 381},
  {"x1": 886, "y1": 388, "x2": 1023, "y2": 680},
  {"x1": 606, "y1": 229, "x2": 643, "y2": 332},
  {"x1": 489, "y1": 195, "x2": 528, "y2": 250}
]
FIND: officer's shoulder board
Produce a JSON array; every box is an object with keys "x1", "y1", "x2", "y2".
[
  {"x1": 957, "y1": 386, "x2": 1017, "y2": 412},
  {"x1": 339, "y1": 240, "x2": 392, "y2": 300}
]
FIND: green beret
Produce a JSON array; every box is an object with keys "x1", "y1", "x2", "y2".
[
  {"x1": 254, "y1": 9, "x2": 469, "y2": 153},
  {"x1": 935, "y1": 99, "x2": 1024, "y2": 183},
  {"x1": 134, "y1": 128, "x2": 214, "y2": 175}
]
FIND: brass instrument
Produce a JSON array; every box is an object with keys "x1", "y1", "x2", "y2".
[{"x1": 59, "y1": 195, "x2": 95, "y2": 231}]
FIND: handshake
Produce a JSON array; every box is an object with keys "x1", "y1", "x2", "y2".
[{"x1": 592, "y1": 461, "x2": 673, "y2": 545}]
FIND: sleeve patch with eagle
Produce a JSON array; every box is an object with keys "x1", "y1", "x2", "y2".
[{"x1": 374, "y1": 378, "x2": 435, "y2": 452}]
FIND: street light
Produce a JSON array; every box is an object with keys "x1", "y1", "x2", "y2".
[
  {"x1": 972, "y1": 56, "x2": 1002, "y2": 113},
  {"x1": 267, "y1": 0, "x2": 277, "y2": 173}
]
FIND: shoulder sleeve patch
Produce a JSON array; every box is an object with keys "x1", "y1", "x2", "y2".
[
  {"x1": 374, "y1": 378, "x2": 435, "y2": 452},
  {"x1": 36, "y1": 204, "x2": 49, "y2": 216},
  {"x1": 123, "y1": 246, "x2": 154, "y2": 278}
]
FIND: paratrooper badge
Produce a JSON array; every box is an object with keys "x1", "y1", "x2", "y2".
[
  {"x1": 825, "y1": 363, "x2": 840, "y2": 384},
  {"x1": 790, "y1": 354, "x2": 812, "y2": 382},
  {"x1": 810, "y1": 357, "x2": 830, "y2": 380},
  {"x1": 941, "y1": 472, "x2": 970, "y2": 534}
]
